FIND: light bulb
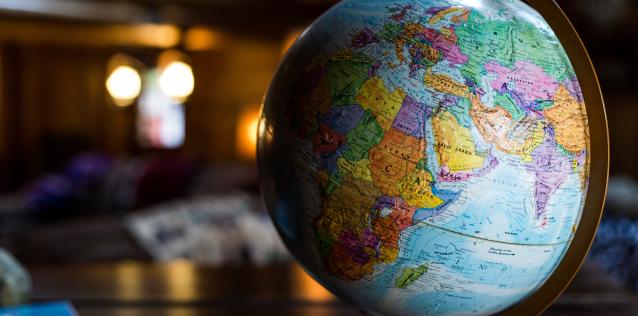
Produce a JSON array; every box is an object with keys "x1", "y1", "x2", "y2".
[
  {"x1": 159, "y1": 61, "x2": 195, "y2": 101},
  {"x1": 106, "y1": 65, "x2": 142, "y2": 107}
]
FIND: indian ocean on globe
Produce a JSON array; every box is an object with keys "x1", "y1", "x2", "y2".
[{"x1": 258, "y1": 0, "x2": 608, "y2": 315}]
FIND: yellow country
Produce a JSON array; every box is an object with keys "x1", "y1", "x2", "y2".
[
  {"x1": 337, "y1": 158, "x2": 374, "y2": 182},
  {"x1": 424, "y1": 68, "x2": 468, "y2": 97},
  {"x1": 433, "y1": 111, "x2": 485, "y2": 173},
  {"x1": 398, "y1": 168, "x2": 444, "y2": 209},
  {"x1": 357, "y1": 77, "x2": 407, "y2": 131}
]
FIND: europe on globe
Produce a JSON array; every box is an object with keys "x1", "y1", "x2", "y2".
[{"x1": 258, "y1": 0, "x2": 606, "y2": 315}]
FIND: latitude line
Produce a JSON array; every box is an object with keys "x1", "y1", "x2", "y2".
[{"x1": 413, "y1": 220, "x2": 571, "y2": 247}]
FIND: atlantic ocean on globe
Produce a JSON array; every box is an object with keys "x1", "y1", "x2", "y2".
[{"x1": 258, "y1": 0, "x2": 600, "y2": 315}]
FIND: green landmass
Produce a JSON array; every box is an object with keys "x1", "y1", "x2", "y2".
[
  {"x1": 533, "y1": 99, "x2": 554, "y2": 111},
  {"x1": 316, "y1": 228, "x2": 334, "y2": 258},
  {"x1": 456, "y1": 10, "x2": 575, "y2": 85},
  {"x1": 448, "y1": 97, "x2": 473, "y2": 129},
  {"x1": 494, "y1": 92, "x2": 525, "y2": 121},
  {"x1": 416, "y1": 158, "x2": 427, "y2": 171},
  {"x1": 395, "y1": 263, "x2": 429, "y2": 289},
  {"x1": 325, "y1": 172, "x2": 343, "y2": 195},
  {"x1": 379, "y1": 22, "x2": 402, "y2": 43},
  {"x1": 326, "y1": 52, "x2": 373, "y2": 105},
  {"x1": 342, "y1": 111, "x2": 384, "y2": 161}
]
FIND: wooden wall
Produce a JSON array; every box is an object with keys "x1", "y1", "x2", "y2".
[
  {"x1": 186, "y1": 39, "x2": 280, "y2": 162},
  {"x1": 0, "y1": 36, "x2": 282, "y2": 190}
]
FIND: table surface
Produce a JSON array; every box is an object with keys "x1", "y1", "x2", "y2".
[{"x1": 26, "y1": 261, "x2": 638, "y2": 316}]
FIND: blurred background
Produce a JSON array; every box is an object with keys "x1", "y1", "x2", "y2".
[
  {"x1": 0, "y1": 0, "x2": 334, "y2": 264},
  {"x1": 0, "y1": 0, "x2": 636, "y2": 315}
]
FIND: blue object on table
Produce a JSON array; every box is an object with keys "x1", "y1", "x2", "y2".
[{"x1": 0, "y1": 301, "x2": 77, "y2": 316}]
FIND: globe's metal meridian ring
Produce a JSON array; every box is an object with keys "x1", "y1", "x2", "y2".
[{"x1": 502, "y1": 1, "x2": 609, "y2": 315}]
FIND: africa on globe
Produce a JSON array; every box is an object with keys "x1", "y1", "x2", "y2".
[{"x1": 258, "y1": 0, "x2": 606, "y2": 315}]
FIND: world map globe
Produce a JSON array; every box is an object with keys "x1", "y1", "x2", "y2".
[{"x1": 258, "y1": 0, "x2": 608, "y2": 315}]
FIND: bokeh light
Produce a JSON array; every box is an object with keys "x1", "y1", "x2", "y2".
[
  {"x1": 159, "y1": 61, "x2": 195, "y2": 102},
  {"x1": 184, "y1": 27, "x2": 224, "y2": 51},
  {"x1": 106, "y1": 65, "x2": 142, "y2": 107},
  {"x1": 236, "y1": 107, "x2": 261, "y2": 161}
]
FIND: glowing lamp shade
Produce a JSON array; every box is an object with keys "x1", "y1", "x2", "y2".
[
  {"x1": 106, "y1": 65, "x2": 142, "y2": 107},
  {"x1": 236, "y1": 107, "x2": 261, "y2": 161},
  {"x1": 159, "y1": 61, "x2": 195, "y2": 102}
]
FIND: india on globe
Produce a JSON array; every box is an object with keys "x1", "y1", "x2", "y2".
[{"x1": 258, "y1": 0, "x2": 608, "y2": 315}]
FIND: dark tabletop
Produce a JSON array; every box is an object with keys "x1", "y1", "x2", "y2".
[{"x1": 26, "y1": 261, "x2": 638, "y2": 316}]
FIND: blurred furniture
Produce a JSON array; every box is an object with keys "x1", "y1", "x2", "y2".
[{"x1": 26, "y1": 261, "x2": 638, "y2": 316}]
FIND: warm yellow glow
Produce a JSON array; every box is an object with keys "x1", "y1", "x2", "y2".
[
  {"x1": 291, "y1": 264, "x2": 335, "y2": 302},
  {"x1": 165, "y1": 260, "x2": 196, "y2": 300},
  {"x1": 106, "y1": 65, "x2": 142, "y2": 107},
  {"x1": 159, "y1": 61, "x2": 195, "y2": 102},
  {"x1": 115, "y1": 262, "x2": 142, "y2": 299},
  {"x1": 0, "y1": 22, "x2": 181, "y2": 48},
  {"x1": 281, "y1": 28, "x2": 304, "y2": 55},
  {"x1": 133, "y1": 24, "x2": 181, "y2": 49},
  {"x1": 236, "y1": 107, "x2": 261, "y2": 161},
  {"x1": 184, "y1": 27, "x2": 224, "y2": 51},
  {"x1": 281, "y1": 28, "x2": 304, "y2": 56}
]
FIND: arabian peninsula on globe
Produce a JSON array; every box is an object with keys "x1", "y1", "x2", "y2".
[{"x1": 258, "y1": 0, "x2": 592, "y2": 315}]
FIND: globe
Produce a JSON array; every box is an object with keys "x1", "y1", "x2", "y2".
[{"x1": 258, "y1": 0, "x2": 608, "y2": 315}]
